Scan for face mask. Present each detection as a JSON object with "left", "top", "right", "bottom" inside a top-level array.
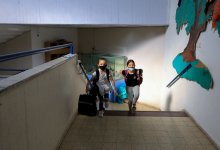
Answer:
[
  {"left": 99, "top": 65, "right": 107, "bottom": 70},
  {"left": 128, "top": 67, "right": 135, "bottom": 71}
]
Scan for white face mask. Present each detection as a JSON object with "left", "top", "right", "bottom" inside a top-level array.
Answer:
[{"left": 128, "top": 67, "right": 135, "bottom": 71}]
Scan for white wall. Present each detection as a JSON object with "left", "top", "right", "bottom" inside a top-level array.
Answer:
[
  {"left": 0, "top": 0, "right": 169, "bottom": 26},
  {"left": 78, "top": 27, "right": 166, "bottom": 108},
  {"left": 0, "top": 55, "right": 85, "bottom": 150},
  {"left": 0, "top": 31, "right": 32, "bottom": 74},
  {"left": 31, "top": 26, "right": 78, "bottom": 67},
  {"left": 163, "top": 0, "right": 220, "bottom": 147}
]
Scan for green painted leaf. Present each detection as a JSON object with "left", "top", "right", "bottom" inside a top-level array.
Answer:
[
  {"left": 176, "top": 0, "right": 196, "bottom": 34},
  {"left": 172, "top": 53, "right": 213, "bottom": 90}
]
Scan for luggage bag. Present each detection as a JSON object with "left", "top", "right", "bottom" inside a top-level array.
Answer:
[{"left": 78, "top": 94, "right": 97, "bottom": 116}]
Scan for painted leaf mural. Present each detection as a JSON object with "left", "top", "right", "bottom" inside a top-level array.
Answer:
[
  {"left": 173, "top": 54, "right": 213, "bottom": 89},
  {"left": 173, "top": 0, "right": 220, "bottom": 89},
  {"left": 176, "top": 0, "right": 196, "bottom": 34}
]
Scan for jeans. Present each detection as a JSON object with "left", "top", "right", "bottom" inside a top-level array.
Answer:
[
  {"left": 97, "top": 93, "right": 109, "bottom": 111},
  {"left": 126, "top": 85, "right": 140, "bottom": 111}
]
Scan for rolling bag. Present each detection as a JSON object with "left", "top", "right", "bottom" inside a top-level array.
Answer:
[
  {"left": 78, "top": 94, "right": 97, "bottom": 116},
  {"left": 78, "top": 60, "right": 97, "bottom": 116}
]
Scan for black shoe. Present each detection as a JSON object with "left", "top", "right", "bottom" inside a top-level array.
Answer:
[{"left": 132, "top": 105, "right": 136, "bottom": 111}]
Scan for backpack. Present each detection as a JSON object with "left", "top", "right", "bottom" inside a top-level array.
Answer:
[
  {"left": 93, "top": 69, "right": 110, "bottom": 83},
  {"left": 124, "top": 69, "right": 143, "bottom": 85}
]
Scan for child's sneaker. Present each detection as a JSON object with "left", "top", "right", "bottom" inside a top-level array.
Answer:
[
  {"left": 98, "top": 110, "right": 104, "bottom": 118},
  {"left": 132, "top": 104, "right": 136, "bottom": 111}
]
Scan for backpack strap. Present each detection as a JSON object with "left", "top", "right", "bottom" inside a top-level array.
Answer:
[
  {"left": 136, "top": 69, "right": 143, "bottom": 85},
  {"left": 92, "top": 69, "right": 99, "bottom": 86},
  {"left": 94, "top": 69, "right": 110, "bottom": 83},
  {"left": 106, "top": 69, "right": 110, "bottom": 81},
  {"left": 96, "top": 69, "right": 99, "bottom": 81},
  {"left": 125, "top": 70, "right": 129, "bottom": 76},
  {"left": 124, "top": 70, "right": 129, "bottom": 82},
  {"left": 136, "top": 69, "right": 140, "bottom": 84}
]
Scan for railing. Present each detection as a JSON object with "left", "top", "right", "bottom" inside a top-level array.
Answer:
[
  {"left": 0, "top": 68, "right": 26, "bottom": 72},
  {"left": 0, "top": 43, "right": 74, "bottom": 77},
  {"left": 0, "top": 43, "right": 74, "bottom": 63},
  {"left": 166, "top": 64, "right": 192, "bottom": 88}
]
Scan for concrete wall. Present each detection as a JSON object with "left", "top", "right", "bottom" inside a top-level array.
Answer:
[
  {"left": 31, "top": 26, "right": 78, "bottom": 67},
  {"left": 78, "top": 27, "right": 166, "bottom": 108},
  {"left": 0, "top": 55, "right": 85, "bottom": 150},
  {"left": 163, "top": 0, "right": 220, "bottom": 147},
  {"left": 0, "top": 31, "right": 32, "bottom": 74},
  {"left": 0, "top": 0, "right": 169, "bottom": 26}
]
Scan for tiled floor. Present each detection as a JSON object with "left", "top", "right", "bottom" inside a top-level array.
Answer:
[{"left": 59, "top": 114, "right": 218, "bottom": 150}]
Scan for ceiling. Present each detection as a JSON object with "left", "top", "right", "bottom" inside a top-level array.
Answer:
[{"left": 0, "top": 25, "right": 30, "bottom": 45}]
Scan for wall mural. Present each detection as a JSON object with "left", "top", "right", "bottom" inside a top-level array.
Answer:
[{"left": 173, "top": 0, "right": 220, "bottom": 89}]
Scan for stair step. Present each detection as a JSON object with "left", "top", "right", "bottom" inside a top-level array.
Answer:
[{"left": 104, "top": 111, "right": 188, "bottom": 117}]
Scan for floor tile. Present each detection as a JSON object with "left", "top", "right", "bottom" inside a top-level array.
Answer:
[
  {"left": 59, "top": 115, "right": 218, "bottom": 150},
  {"left": 116, "top": 142, "right": 132, "bottom": 150},
  {"left": 170, "top": 137, "right": 186, "bottom": 144},
  {"left": 172, "top": 144, "right": 189, "bottom": 150},
  {"left": 116, "top": 135, "right": 130, "bottom": 143},
  {"left": 88, "top": 135, "right": 104, "bottom": 142},
  {"left": 143, "top": 136, "right": 158, "bottom": 144},
  {"left": 130, "top": 136, "right": 145, "bottom": 143},
  {"left": 202, "top": 144, "right": 218, "bottom": 150},
  {"left": 157, "top": 137, "right": 172, "bottom": 144},
  {"left": 131, "top": 143, "right": 146, "bottom": 150},
  {"left": 198, "top": 137, "right": 213, "bottom": 145},
  {"left": 103, "top": 135, "right": 117, "bottom": 143},
  {"left": 146, "top": 143, "right": 161, "bottom": 150},
  {"left": 159, "top": 144, "right": 174, "bottom": 150},
  {"left": 102, "top": 142, "right": 117, "bottom": 150},
  {"left": 86, "top": 142, "right": 103, "bottom": 150}
]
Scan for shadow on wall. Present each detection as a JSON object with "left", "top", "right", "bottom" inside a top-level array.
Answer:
[{"left": 160, "top": 88, "right": 172, "bottom": 111}]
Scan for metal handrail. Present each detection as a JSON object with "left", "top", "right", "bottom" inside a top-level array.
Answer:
[
  {"left": 0, "top": 68, "right": 26, "bottom": 72},
  {"left": 0, "top": 43, "right": 73, "bottom": 63},
  {"left": 167, "top": 64, "right": 192, "bottom": 88}
]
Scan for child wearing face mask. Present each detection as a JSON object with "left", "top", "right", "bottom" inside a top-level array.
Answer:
[
  {"left": 91, "top": 57, "right": 118, "bottom": 117},
  {"left": 121, "top": 59, "right": 143, "bottom": 113}
]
